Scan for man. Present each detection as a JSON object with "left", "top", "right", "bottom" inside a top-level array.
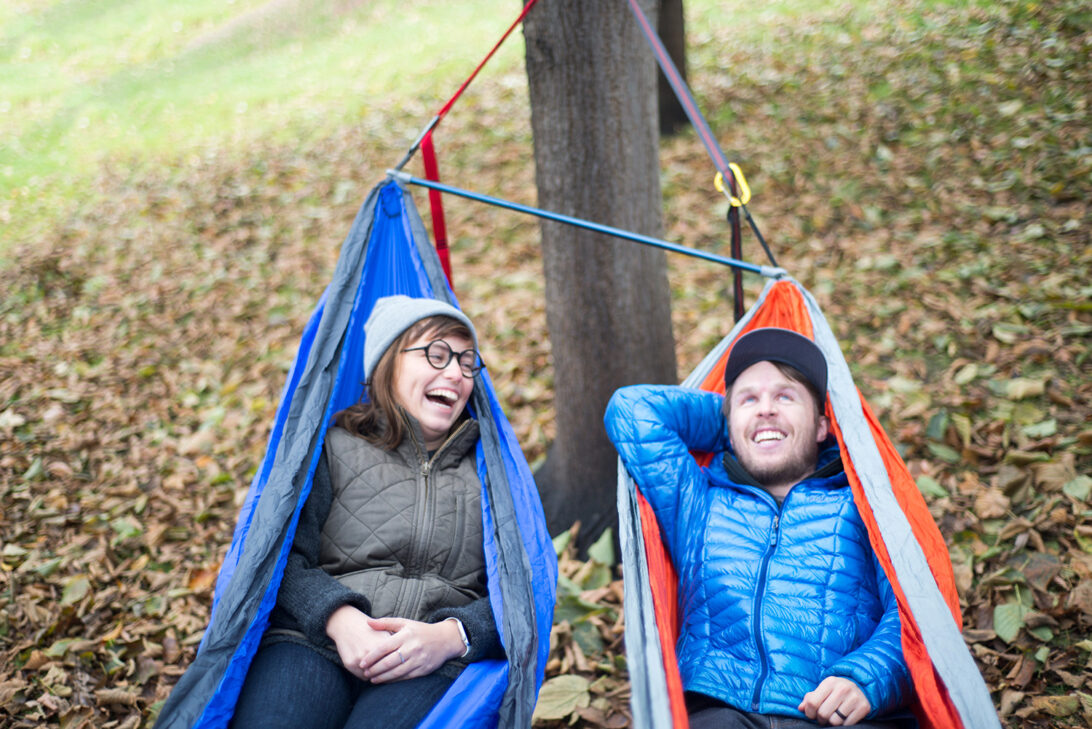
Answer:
[{"left": 604, "top": 328, "right": 912, "bottom": 728}]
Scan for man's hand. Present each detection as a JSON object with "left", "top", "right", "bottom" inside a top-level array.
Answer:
[{"left": 798, "top": 676, "right": 871, "bottom": 726}]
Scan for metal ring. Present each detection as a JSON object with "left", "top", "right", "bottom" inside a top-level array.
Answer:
[
  {"left": 397, "top": 650, "right": 405, "bottom": 664},
  {"left": 835, "top": 709, "right": 848, "bottom": 720}
]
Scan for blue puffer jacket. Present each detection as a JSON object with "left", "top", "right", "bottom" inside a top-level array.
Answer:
[{"left": 605, "top": 385, "right": 911, "bottom": 719}]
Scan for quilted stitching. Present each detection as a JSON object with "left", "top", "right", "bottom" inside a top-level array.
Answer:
[{"left": 318, "top": 424, "right": 486, "bottom": 621}]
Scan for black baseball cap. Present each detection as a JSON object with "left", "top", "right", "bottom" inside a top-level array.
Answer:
[{"left": 723, "top": 327, "right": 827, "bottom": 395}]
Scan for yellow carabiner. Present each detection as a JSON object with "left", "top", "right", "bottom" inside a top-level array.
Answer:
[{"left": 714, "top": 163, "right": 752, "bottom": 207}]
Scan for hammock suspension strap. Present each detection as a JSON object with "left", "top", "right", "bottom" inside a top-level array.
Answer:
[
  {"left": 622, "top": 0, "right": 783, "bottom": 318},
  {"left": 392, "top": 0, "right": 542, "bottom": 285},
  {"left": 389, "top": 0, "right": 778, "bottom": 301}
]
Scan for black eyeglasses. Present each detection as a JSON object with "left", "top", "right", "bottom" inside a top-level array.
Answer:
[{"left": 402, "top": 340, "right": 484, "bottom": 379}]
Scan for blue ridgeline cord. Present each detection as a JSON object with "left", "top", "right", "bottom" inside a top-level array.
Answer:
[{"left": 386, "top": 171, "right": 786, "bottom": 279}]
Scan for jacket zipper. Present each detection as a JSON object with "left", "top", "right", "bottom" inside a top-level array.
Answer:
[
  {"left": 406, "top": 421, "right": 469, "bottom": 583},
  {"left": 414, "top": 458, "right": 434, "bottom": 594},
  {"left": 750, "top": 509, "right": 781, "bottom": 711}
]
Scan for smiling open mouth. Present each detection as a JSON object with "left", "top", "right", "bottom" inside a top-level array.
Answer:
[
  {"left": 753, "top": 430, "right": 785, "bottom": 443},
  {"left": 426, "top": 388, "right": 458, "bottom": 406}
]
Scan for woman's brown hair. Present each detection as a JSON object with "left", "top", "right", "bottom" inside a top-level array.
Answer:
[{"left": 334, "top": 315, "right": 475, "bottom": 450}]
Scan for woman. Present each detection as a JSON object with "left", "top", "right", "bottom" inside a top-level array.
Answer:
[{"left": 231, "top": 295, "right": 504, "bottom": 729}]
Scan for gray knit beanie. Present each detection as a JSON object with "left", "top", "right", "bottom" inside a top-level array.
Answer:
[{"left": 363, "top": 295, "right": 478, "bottom": 383}]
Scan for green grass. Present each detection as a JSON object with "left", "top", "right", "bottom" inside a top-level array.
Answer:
[
  {"left": 0, "top": 0, "right": 1037, "bottom": 253},
  {"left": 687, "top": 0, "right": 992, "bottom": 49},
  {"left": 0, "top": 0, "right": 526, "bottom": 249}
]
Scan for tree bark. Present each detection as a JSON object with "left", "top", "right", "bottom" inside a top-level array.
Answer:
[
  {"left": 658, "top": 0, "right": 690, "bottom": 136},
  {"left": 524, "top": 0, "right": 677, "bottom": 552}
]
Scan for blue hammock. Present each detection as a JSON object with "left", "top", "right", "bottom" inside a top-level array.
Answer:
[{"left": 155, "top": 179, "right": 557, "bottom": 729}]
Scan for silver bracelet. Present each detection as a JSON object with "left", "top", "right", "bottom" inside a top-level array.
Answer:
[{"left": 446, "top": 617, "right": 471, "bottom": 658}]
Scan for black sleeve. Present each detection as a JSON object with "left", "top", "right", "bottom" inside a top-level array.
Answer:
[
  {"left": 430, "top": 595, "right": 506, "bottom": 663},
  {"left": 275, "top": 449, "right": 372, "bottom": 646}
]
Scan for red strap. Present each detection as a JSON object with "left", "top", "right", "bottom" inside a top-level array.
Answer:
[
  {"left": 418, "top": 0, "right": 541, "bottom": 287},
  {"left": 421, "top": 132, "right": 452, "bottom": 285},
  {"left": 435, "top": 0, "right": 539, "bottom": 120}
]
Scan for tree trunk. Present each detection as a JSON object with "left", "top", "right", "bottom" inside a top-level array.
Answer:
[
  {"left": 658, "top": 0, "right": 690, "bottom": 136},
  {"left": 524, "top": 0, "right": 677, "bottom": 552}
]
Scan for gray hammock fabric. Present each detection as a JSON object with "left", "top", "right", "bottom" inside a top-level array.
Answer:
[
  {"left": 619, "top": 276, "right": 999, "bottom": 729},
  {"left": 156, "top": 180, "right": 556, "bottom": 729}
]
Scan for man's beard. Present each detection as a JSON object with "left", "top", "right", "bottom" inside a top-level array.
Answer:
[{"left": 738, "top": 437, "right": 821, "bottom": 489}]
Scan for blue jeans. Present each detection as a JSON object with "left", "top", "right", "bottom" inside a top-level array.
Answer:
[
  {"left": 686, "top": 693, "right": 912, "bottom": 729},
  {"left": 230, "top": 641, "right": 456, "bottom": 729}
]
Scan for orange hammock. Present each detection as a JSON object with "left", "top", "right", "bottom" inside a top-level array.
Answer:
[{"left": 618, "top": 277, "right": 999, "bottom": 729}]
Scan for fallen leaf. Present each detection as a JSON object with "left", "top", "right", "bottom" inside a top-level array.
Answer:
[
  {"left": 975, "top": 489, "right": 1010, "bottom": 519},
  {"left": 1063, "top": 475, "right": 1092, "bottom": 502},
  {"left": 1004, "top": 378, "right": 1046, "bottom": 400},
  {"left": 23, "top": 650, "right": 52, "bottom": 670},
  {"left": 187, "top": 567, "right": 219, "bottom": 593},
  {"left": 999, "top": 689, "right": 1024, "bottom": 716},
  {"left": 533, "top": 675, "right": 591, "bottom": 721},
  {"left": 994, "top": 600, "right": 1029, "bottom": 643},
  {"left": 0, "top": 409, "right": 27, "bottom": 430},
  {"left": 0, "top": 679, "right": 27, "bottom": 705},
  {"left": 60, "top": 575, "right": 91, "bottom": 606},
  {"left": 1030, "top": 694, "right": 1079, "bottom": 717},
  {"left": 1066, "top": 580, "right": 1092, "bottom": 618},
  {"left": 95, "top": 688, "right": 139, "bottom": 707}
]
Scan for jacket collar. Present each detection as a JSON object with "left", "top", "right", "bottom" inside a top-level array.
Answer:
[{"left": 397, "top": 409, "right": 480, "bottom": 468}]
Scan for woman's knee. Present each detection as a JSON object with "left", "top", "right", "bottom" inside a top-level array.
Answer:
[
  {"left": 231, "top": 642, "right": 354, "bottom": 729},
  {"left": 344, "top": 673, "right": 456, "bottom": 729}
]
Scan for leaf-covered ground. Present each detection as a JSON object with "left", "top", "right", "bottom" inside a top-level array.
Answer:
[{"left": 2, "top": 0, "right": 1090, "bottom": 727}]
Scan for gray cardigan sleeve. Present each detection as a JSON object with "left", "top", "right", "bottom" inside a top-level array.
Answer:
[
  {"left": 275, "top": 452, "right": 372, "bottom": 646},
  {"left": 430, "top": 597, "right": 505, "bottom": 663}
]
